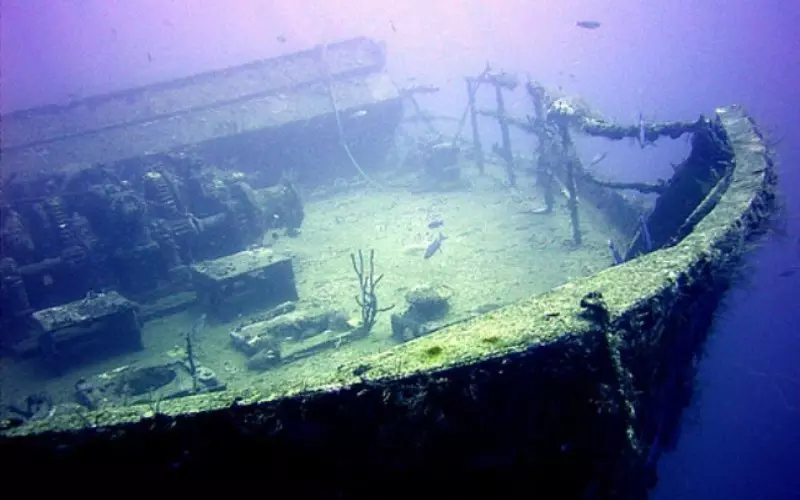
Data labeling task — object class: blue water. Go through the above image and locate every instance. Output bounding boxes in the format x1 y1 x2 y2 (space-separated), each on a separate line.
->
2 1 799 496
654 216 800 499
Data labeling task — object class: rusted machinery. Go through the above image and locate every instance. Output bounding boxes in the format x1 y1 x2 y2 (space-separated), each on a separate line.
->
190 247 298 321
0 160 302 343
23 291 142 373
0 37 405 358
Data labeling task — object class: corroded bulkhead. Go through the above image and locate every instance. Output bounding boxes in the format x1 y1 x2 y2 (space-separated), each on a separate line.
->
0 105 778 499
0 37 403 185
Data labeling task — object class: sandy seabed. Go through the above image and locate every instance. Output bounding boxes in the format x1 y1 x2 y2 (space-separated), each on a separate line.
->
1 164 624 408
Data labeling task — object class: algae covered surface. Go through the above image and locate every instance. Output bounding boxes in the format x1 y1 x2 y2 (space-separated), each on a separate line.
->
178 107 776 417
3 106 776 442
1 159 622 431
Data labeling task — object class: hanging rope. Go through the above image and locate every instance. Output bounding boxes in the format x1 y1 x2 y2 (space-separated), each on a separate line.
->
318 42 383 189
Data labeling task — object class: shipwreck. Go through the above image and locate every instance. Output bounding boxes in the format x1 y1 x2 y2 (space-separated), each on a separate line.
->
0 37 778 499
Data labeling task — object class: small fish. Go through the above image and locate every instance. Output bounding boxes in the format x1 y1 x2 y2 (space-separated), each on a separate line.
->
778 268 798 278
424 233 447 259
576 20 601 30
276 35 287 43
390 21 397 32
147 52 153 63
350 109 368 118
427 220 444 229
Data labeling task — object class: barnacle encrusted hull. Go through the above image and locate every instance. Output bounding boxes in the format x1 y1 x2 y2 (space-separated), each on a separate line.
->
0 107 778 498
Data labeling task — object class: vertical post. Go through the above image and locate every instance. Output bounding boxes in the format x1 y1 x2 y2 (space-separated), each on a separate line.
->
494 84 516 187
559 125 582 246
526 80 554 212
466 78 484 175
540 163 556 214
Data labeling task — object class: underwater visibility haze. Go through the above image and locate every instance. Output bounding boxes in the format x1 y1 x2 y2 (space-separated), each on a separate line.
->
0 1 798 498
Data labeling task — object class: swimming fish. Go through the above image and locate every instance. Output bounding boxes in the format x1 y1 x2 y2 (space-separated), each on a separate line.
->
427 219 444 229
424 233 447 259
576 20 602 30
